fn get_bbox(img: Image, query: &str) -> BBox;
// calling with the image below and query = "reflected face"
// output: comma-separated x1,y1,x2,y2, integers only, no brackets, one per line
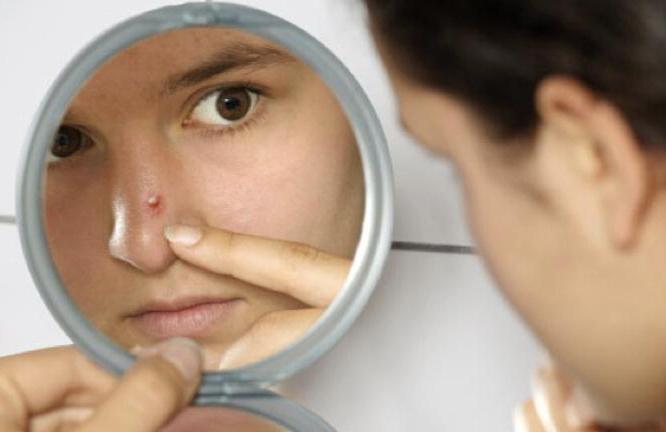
163,407,285,432
43,28,363,369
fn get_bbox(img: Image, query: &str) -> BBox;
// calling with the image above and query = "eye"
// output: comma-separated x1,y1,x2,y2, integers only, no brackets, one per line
47,126,93,164
186,87,259,127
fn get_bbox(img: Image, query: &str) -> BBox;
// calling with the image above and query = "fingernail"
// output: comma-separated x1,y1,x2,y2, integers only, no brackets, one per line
142,338,203,382
164,225,202,247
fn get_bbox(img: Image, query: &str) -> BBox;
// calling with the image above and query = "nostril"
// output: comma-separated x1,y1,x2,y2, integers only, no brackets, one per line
109,231,177,274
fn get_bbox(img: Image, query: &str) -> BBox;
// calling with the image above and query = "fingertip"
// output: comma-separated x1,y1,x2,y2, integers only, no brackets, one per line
164,225,203,247
79,339,203,432
135,338,203,384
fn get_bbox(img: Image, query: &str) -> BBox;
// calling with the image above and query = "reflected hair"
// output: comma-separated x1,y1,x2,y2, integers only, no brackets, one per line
365,0,666,150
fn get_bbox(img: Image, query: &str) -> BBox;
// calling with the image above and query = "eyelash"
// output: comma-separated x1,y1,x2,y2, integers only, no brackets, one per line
182,81,268,139
46,126,95,166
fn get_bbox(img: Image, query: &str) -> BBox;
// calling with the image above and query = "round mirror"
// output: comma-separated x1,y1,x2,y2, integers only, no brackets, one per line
17,5,392,423
41,25,365,372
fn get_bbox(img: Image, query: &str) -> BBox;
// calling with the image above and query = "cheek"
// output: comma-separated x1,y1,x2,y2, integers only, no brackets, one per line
178,73,363,255
45,169,109,255
181,121,362,255
457,157,666,422
44,170,114,314
460,170,528,291
454,154,556,320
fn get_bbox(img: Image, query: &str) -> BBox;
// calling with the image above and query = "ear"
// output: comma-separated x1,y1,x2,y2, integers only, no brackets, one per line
535,76,649,249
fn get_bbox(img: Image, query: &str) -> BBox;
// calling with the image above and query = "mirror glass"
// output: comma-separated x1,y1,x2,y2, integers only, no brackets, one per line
164,407,288,431
41,26,365,371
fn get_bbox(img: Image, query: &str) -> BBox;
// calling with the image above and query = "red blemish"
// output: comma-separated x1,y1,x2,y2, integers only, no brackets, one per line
147,195,162,214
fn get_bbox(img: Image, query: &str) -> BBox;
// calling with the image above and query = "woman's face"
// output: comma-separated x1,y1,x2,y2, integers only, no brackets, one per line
43,28,364,369
378,41,666,423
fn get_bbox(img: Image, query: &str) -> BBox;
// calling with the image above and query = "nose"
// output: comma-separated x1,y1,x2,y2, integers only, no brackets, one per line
108,147,178,274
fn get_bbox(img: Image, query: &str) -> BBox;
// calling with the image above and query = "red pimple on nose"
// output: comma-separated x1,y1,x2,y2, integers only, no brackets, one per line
147,195,162,211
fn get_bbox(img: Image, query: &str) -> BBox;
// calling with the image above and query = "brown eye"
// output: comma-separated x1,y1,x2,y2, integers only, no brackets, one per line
52,126,84,159
215,88,252,121
187,86,259,128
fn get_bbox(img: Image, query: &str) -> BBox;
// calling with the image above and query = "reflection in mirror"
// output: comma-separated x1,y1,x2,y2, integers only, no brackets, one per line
163,407,287,432
42,27,364,371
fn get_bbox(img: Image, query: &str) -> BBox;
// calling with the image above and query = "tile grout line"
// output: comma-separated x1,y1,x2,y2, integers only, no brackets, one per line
0,215,476,256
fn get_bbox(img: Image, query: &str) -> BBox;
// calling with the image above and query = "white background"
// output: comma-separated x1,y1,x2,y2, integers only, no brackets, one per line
0,1,541,430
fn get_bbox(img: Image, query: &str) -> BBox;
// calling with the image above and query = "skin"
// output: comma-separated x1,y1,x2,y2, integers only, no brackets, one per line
42,27,364,370
373,31,666,431
161,407,286,432
0,339,203,432
164,225,351,369
26,9,666,431
0,227,350,431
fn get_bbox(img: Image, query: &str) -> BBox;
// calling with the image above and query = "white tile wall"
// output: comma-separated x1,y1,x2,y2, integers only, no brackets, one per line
0,1,541,430
284,252,540,431
0,225,69,354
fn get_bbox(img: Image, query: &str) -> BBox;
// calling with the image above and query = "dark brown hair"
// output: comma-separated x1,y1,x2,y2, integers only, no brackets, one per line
365,0,666,148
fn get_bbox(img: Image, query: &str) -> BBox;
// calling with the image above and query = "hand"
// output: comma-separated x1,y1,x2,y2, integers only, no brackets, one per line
514,365,666,432
0,338,202,432
164,224,352,369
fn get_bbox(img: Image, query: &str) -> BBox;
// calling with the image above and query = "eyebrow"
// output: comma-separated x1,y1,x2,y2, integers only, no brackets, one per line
163,43,296,94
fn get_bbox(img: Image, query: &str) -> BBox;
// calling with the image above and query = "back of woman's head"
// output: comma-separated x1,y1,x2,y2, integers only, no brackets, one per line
365,0,666,150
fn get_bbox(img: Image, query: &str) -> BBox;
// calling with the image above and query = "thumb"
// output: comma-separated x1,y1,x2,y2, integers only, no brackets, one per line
78,338,203,432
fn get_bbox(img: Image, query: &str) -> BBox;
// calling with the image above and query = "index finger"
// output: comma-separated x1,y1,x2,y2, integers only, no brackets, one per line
164,225,352,307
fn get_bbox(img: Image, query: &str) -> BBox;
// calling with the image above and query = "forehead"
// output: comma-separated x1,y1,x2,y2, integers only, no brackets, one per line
71,27,292,103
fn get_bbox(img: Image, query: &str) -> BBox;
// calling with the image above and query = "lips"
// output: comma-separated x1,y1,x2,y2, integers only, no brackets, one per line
127,297,243,339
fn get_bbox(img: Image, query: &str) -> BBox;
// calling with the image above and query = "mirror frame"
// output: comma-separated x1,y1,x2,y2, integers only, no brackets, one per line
16,1,393,401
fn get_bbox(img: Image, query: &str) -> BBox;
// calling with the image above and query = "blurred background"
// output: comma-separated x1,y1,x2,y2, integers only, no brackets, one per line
0,1,540,430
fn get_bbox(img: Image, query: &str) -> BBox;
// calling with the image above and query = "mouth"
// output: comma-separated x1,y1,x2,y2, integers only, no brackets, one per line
127,296,244,339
